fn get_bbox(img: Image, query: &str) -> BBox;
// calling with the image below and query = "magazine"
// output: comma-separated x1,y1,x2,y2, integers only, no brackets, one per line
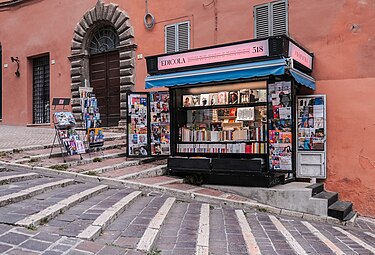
191,95,200,106
54,112,76,128
217,92,228,104
209,93,218,105
183,95,192,107
200,94,210,106
239,89,250,104
87,128,104,147
228,91,239,104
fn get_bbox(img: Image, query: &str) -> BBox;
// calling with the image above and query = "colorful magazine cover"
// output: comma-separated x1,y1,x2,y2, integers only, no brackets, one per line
228,91,239,104
87,128,104,147
54,112,76,128
183,95,193,107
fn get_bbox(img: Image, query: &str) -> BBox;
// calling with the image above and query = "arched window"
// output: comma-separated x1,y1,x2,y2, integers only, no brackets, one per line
89,26,119,55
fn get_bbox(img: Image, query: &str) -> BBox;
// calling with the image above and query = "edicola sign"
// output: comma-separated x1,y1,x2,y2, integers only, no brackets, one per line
158,40,269,70
289,42,313,70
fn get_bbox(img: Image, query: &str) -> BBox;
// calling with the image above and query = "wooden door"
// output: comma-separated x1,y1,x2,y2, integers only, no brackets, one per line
89,51,120,127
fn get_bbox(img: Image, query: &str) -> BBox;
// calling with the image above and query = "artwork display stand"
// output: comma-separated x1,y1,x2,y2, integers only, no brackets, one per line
49,98,85,163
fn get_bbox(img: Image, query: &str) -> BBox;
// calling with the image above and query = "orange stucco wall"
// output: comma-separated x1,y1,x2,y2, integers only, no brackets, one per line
0,0,375,217
316,78,375,216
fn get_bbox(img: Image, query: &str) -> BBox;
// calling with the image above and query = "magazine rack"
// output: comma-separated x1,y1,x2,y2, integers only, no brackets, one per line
49,98,84,162
79,88,105,157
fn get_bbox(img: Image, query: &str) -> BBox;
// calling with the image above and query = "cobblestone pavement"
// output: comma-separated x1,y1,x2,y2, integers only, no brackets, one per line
0,125,123,150
0,125,374,254
0,125,55,150
0,167,373,254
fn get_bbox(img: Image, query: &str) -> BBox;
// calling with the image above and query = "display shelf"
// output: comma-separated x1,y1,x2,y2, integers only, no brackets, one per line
175,152,267,157
181,102,267,110
177,141,267,144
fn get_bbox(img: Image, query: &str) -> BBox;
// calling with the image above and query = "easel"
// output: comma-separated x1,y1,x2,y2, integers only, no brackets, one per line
49,98,84,162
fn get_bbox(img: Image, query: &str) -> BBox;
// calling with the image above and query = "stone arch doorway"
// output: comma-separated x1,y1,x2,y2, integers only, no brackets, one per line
69,0,136,127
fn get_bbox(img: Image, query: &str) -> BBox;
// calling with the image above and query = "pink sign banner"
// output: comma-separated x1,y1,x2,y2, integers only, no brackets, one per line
289,42,313,70
158,40,269,70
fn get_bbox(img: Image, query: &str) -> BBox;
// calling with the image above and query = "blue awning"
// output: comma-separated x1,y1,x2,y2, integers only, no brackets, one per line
289,68,316,90
145,59,286,89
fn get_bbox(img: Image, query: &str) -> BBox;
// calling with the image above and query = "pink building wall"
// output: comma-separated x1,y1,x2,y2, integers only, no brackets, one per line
0,0,374,216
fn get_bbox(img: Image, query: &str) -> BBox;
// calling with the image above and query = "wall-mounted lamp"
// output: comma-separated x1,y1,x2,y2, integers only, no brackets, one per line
10,57,20,77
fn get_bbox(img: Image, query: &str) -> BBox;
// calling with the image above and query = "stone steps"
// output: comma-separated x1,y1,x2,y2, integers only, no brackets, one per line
0,168,373,254
12,138,126,164
0,172,39,185
0,178,75,207
77,190,142,240
0,181,100,225
15,184,109,228
308,183,355,221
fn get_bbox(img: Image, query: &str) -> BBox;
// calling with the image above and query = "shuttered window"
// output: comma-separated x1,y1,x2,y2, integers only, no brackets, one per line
254,0,288,38
165,21,190,53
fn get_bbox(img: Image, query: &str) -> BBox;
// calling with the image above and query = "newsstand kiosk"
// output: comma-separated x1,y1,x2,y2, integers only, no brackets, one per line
128,35,326,187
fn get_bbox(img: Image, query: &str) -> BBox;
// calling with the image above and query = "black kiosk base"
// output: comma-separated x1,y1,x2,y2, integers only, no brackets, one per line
168,157,285,188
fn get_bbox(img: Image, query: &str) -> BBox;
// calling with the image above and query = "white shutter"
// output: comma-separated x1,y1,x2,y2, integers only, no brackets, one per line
165,24,176,53
271,0,287,36
177,21,190,52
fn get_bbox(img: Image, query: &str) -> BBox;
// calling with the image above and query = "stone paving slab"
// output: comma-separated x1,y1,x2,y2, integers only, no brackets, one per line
100,162,164,178
0,125,124,151
0,224,133,255
72,157,129,173
30,148,126,168
0,125,374,254
0,126,55,150
0,172,39,185
132,176,183,186
39,188,133,237
2,139,127,164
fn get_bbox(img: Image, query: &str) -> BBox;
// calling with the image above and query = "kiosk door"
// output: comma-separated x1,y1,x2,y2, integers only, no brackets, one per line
296,95,327,179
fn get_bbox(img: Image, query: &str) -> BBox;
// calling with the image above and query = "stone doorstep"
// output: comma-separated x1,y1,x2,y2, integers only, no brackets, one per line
2,161,348,226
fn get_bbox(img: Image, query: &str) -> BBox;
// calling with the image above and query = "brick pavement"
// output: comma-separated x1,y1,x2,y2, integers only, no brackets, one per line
0,125,55,150
0,167,372,254
0,126,375,254
0,125,124,151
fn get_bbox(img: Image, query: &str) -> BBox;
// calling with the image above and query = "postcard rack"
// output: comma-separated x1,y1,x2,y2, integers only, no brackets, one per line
79,88,105,153
49,98,85,163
